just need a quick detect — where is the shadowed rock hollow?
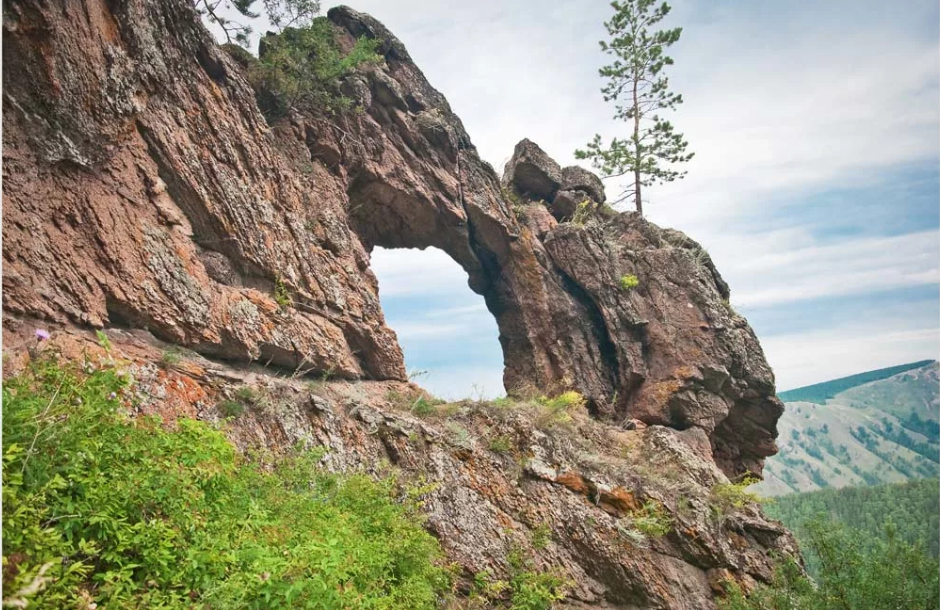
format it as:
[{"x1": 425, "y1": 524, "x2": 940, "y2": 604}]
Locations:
[{"x1": 2, "y1": 1, "x2": 795, "y2": 607}]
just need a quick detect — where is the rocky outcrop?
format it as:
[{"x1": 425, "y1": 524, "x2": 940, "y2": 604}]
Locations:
[{"x1": 2, "y1": 1, "x2": 794, "y2": 607}]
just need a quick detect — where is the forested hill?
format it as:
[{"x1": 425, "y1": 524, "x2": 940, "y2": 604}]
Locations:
[
  {"x1": 764, "y1": 478, "x2": 939, "y2": 575},
  {"x1": 755, "y1": 361, "x2": 939, "y2": 495},
  {"x1": 778, "y1": 360, "x2": 936, "y2": 404}
]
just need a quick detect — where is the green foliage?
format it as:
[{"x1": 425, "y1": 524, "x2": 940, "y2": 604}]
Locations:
[
  {"x1": 630, "y1": 500, "x2": 673, "y2": 537},
  {"x1": 777, "y1": 360, "x2": 934, "y2": 403},
  {"x1": 218, "y1": 398, "x2": 247, "y2": 418},
  {"x1": 530, "y1": 523, "x2": 552, "y2": 550},
  {"x1": 251, "y1": 19, "x2": 381, "y2": 120},
  {"x1": 506, "y1": 550, "x2": 568, "y2": 610},
  {"x1": 534, "y1": 391, "x2": 585, "y2": 429},
  {"x1": 489, "y1": 435, "x2": 514, "y2": 454},
  {"x1": 160, "y1": 347, "x2": 182, "y2": 367},
  {"x1": 764, "y1": 478, "x2": 939, "y2": 576},
  {"x1": 619, "y1": 274, "x2": 639, "y2": 291},
  {"x1": 575, "y1": 0, "x2": 693, "y2": 214},
  {"x1": 95, "y1": 330, "x2": 112, "y2": 352},
  {"x1": 273, "y1": 276, "x2": 292, "y2": 308},
  {"x1": 569, "y1": 200, "x2": 595, "y2": 226},
  {"x1": 711, "y1": 476, "x2": 763, "y2": 514},
  {"x1": 718, "y1": 519, "x2": 939, "y2": 610},
  {"x1": 2, "y1": 359, "x2": 451, "y2": 609}
]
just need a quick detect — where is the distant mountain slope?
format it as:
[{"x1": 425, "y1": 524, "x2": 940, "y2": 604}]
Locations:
[
  {"x1": 755, "y1": 361, "x2": 939, "y2": 496},
  {"x1": 778, "y1": 360, "x2": 936, "y2": 404}
]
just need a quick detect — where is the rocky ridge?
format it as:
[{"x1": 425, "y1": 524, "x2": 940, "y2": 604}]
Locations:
[{"x1": 2, "y1": 1, "x2": 795, "y2": 607}]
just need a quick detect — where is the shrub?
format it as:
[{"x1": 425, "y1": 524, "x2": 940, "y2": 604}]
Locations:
[
  {"x1": 250, "y1": 18, "x2": 381, "y2": 120},
  {"x1": 218, "y1": 398, "x2": 246, "y2": 418},
  {"x1": 629, "y1": 500, "x2": 673, "y2": 538},
  {"x1": 719, "y1": 520, "x2": 939, "y2": 610},
  {"x1": 160, "y1": 347, "x2": 182, "y2": 367},
  {"x1": 530, "y1": 523, "x2": 552, "y2": 550},
  {"x1": 2, "y1": 359, "x2": 450, "y2": 609},
  {"x1": 570, "y1": 200, "x2": 594, "y2": 226},
  {"x1": 711, "y1": 475, "x2": 763, "y2": 514},
  {"x1": 489, "y1": 435, "x2": 513, "y2": 454},
  {"x1": 507, "y1": 549, "x2": 568, "y2": 610},
  {"x1": 619, "y1": 274, "x2": 639, "y2": 290},
  {"x1": 534, "y1": 391, "x2": 585, "y2": 428},
  {"x1": 273, "y1": 276, "x2": 292, "y2": 308}
]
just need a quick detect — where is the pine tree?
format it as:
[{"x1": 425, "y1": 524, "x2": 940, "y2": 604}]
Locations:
[{"x1": 576, "y1": 0, "x2": 693, "y2": 216}]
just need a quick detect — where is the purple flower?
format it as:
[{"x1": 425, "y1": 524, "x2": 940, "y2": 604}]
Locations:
[
  {"x1": 109, "y1": 392, "x2": 117, "y2": 400},
  {"x1": 35, "y1": 329, "x2": 50, "y2": 341}
]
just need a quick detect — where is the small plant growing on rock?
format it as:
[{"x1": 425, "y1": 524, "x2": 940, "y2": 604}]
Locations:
[
  {"x1": 489, "y1": 435, "x2": 513, "y2": 454},
  {"x1": 619, "y1": 274, "x2": 639, "y2": 291},
  {"x1": 630, "y1": 500, "x2": 673, "y2": 538},
  {"x1": 160, "y1": 347, "x2": 182, "y2": 368},
  {"x1": 411, "y1": 396, "x2": 441, "y2": 417},
  {"x1": 570, "y1": 200, "x2": 595, "y2": 226},
  {"x1": 534, "y1": 390, "x2": 585, "y2": 429},
  {"x1": 95, "y1": 330, "x2": 113, "y2": 352},
  {"x1": 507, "y1": 548, "x2": 569, "y2": 609},
  {"x1": 711, "y1": 476, "x2": 763, "y2": 515},
  {"x1": 531, "y1": 523, "x2": 552, "y2": 550},
  {"x1": 273, "y1": 276, "x2": 292, "y2": 308},
  {"x1": 218, "y1": 399, "x2": 246, "y2": 418},
  {"x1": 445, "y1": 422, "x2": 473, "y2": 450}
]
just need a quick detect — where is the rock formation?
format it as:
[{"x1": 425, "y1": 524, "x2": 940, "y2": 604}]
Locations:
[{"x1": 2, "y1": 1, "x2": 795, "y2": 607}]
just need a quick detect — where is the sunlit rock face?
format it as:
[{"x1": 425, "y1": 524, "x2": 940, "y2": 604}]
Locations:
[{"x1": 2, "y1": 1, "x2": 794, "y2": 606}]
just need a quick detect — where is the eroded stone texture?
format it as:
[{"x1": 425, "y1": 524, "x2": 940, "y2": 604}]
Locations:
[
  {"x1": 2, "y1": 2, "x2": 794, "y2": 605},
  {"x1": 1, "y1": 326, "x2": 800, "y2": 610}
]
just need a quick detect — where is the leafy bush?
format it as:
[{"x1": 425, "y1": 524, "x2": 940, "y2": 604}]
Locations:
[
  {"x1": 534, "y1": 391, "x2": 585, "y2": 429},
  {"x1": 629, "y1": 500, "x2": 673, "y2": 537},
  {"x1": 507, "y1": 550, "x2": 568, "y2": 610},
  {"x1": 570, "y1": 200, "x2": 595, "y2": 226},
  {"x1": 619, "y1": 274, "x2": 639, "y2": 290},
  {"x1": 273, "y1": 276, "x2": 292, "y2": 308},
  {"x1": 2, "y1": 359, "x2": 451, "y2": 609},
  {"x1": 250, "y1": 18, "x2": 381, "y2": 120},
  {"x1": 218, "y1": 398, "x2": 246, "y2": 418},
  {"x1": 489, "y1": 435, "x2": 513, "y2": 454},
  {"x1": 711, "y1": 476, "x2": 762, "y2": 514},
  {"x1": 530, "y1": 523, "x2": 551, "y2": 550},
  {"x1": 719, "y1": 519, "x2": 939, "y2": 610}
]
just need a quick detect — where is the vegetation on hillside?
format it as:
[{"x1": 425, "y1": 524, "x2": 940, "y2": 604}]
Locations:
[
  {"x1": 764, "y1": 478, "x2": 939, "y2": 575},
  {"x1": 756, "y1": 361, "x2": 938, "y2": 495},
  {"x1": 2, "y1": 359, "x2": 451, "y2": 608},
  {"x1": 719, "y1": 518, "x2": 939, "y2": 610},
  {"x1": 777, "y1": 360, "x2": 934, "y2": 404}
]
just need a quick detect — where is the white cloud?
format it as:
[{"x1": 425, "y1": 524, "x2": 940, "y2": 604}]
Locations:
[
  {"x1": 718, "y1": 230, "x2": 940, "y2": 308},
  {"x1": 370, "y1": 246, "x2": 472, "y2": 297},
  {"x1": 762, "y1": 323, "x2": 940, "y2": 391}
]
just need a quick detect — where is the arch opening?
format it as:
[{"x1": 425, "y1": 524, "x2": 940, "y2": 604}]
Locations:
[{"x1": 371, "y1": 246, "x2": 505, "y2": 400}]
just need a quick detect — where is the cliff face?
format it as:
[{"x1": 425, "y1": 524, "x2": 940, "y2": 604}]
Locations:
[{"x1": 2, "y1": 1, "x2": 794, "y2": 607}]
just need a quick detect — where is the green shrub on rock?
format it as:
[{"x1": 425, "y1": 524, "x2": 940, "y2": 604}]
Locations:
[{"x1": 2, "y1": 358, "x2": 450, "y2": 609}]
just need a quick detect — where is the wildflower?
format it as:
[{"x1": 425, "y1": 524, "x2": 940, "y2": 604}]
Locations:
[
  {"x1": 35, "y1": 328, "x2": 50, "y2": 341},
  {"x1": 108, "y1": 392, "x2": 117, "y2": 400}
]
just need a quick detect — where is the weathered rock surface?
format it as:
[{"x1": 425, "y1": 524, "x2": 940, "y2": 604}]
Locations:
[
  {"x1": 2, "y1": 1, "x2": 794, "y2": 607},
  {"x1": 2, "y1": 325, "x2": 800, "y2": 609}
]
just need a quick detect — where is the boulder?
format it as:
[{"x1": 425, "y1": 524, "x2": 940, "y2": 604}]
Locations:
[
  {"x1": 561, "y1": 165, "x2": 606, "y2": 203},
  {"x1": 501, "y1": 138, "x2": 563, "y2": 200}
]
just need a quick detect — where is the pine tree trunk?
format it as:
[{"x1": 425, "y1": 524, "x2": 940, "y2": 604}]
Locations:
[{"x1": 632, "y1": 74, "x2": 643, "y2": 216}]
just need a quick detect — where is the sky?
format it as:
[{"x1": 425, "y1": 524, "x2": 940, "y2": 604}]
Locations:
[{"x1": 214, "y1": 0, "x2": 940, "y2": 398}]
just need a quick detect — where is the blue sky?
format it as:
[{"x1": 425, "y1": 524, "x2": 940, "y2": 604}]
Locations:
[{"x1": 215, "y1": 0, "x2": 940, "y2": 398}]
